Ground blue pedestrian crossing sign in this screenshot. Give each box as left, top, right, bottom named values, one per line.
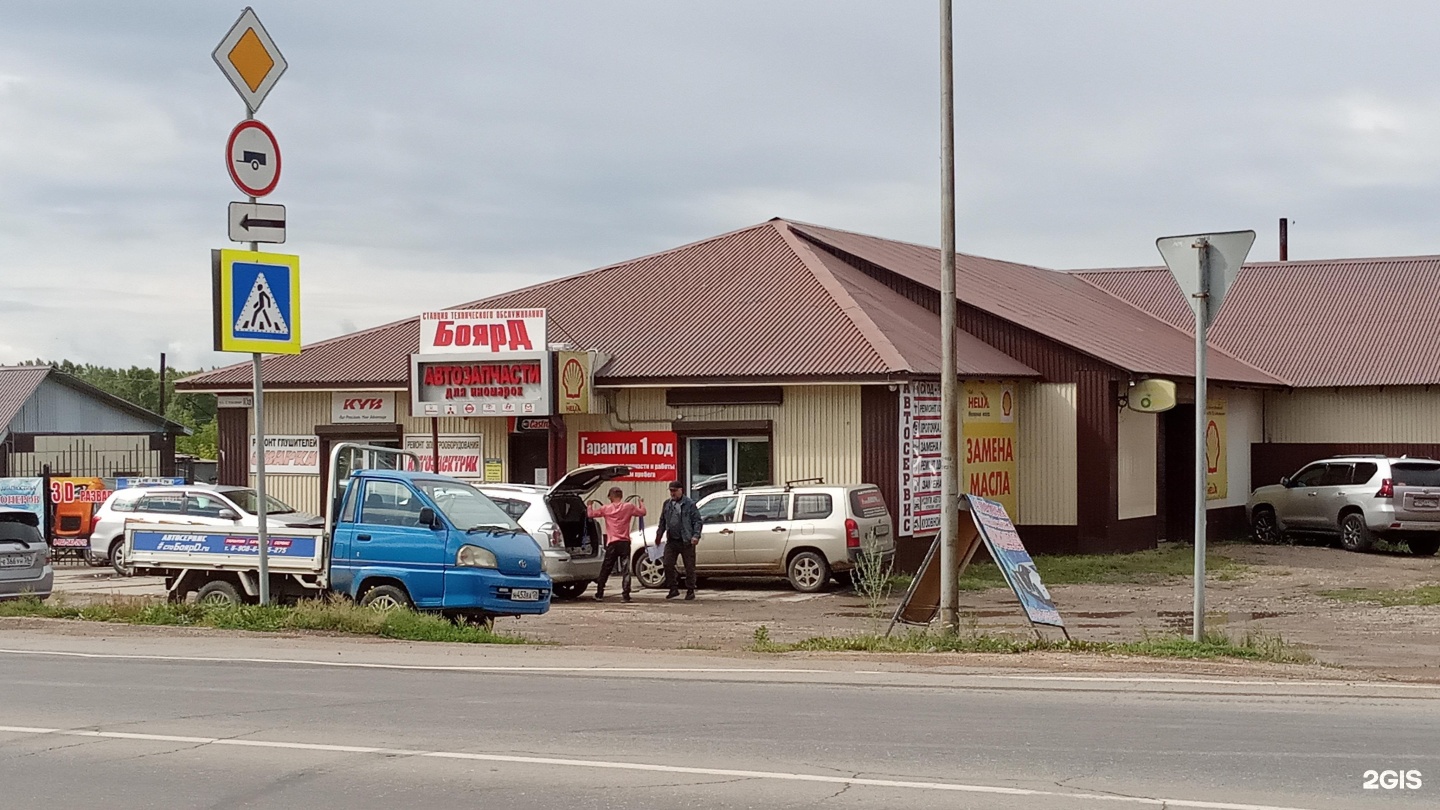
left=212, top=249, right=301, bottom=354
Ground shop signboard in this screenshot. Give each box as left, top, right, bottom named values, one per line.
left=557, top=350, right=594, bottom=414
left=577, top=432, right=678, bottom=482
left=50, top=477, right=110, bottom=548
left=410, top=351, right=553, bottom=417
left=249, top=435, right=321, bottom=475
left=966, top=494, right=1064, bottom=629
left=897, top=382, right=942, bottom=537
left=403, top=434, right=484, bottom=479
left=962, top=381, right=1019, bottom=520
left=1206, top=397, right=1227, bottom=501
left=511, top=417, right=551, bottom=433
left=418, top=309, right=547, bottom=355
left=331, top=391, right=396, bottom=424
left=114, top=477, right=187, bottom=489
left=0, top=477, right=46, bottom=525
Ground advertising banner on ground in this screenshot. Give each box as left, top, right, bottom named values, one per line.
left=331, top=391, right=396, bottom=424
left=966, top=494, right=1064, bottom=628
left=898, top=382, right=942, bottom=537
left=249, top=435, right=321, bottom=475
left=577, top=432, right=678, bottom=481
left=410, top=352, right=553, bottom=417
left=962, top=382, right=1019, bottom=520
left=0, top=477, right=45, bottom=525
left=403, top=434, right=484, bottom=479
left=1206, top=397, right=1228, bottom=501
left=418, top=309, right=547, bottom=355
left=49, top=477, right=109, bottom=548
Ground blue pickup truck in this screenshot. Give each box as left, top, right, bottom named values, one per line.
left=126, top=456, right=551, bottom=623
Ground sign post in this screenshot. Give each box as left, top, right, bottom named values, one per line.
left=1157, top=230, right=1254, bottom=641
left=213, top=8, right=293, bottom=605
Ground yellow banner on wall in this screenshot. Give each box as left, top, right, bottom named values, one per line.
left=1205, top=397, right=1227, bottom=501
left=557, top=351, right=593, bottom=414
left=962, top=382, right=1019, bottom=520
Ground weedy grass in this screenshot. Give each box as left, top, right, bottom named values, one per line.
left=748, top=625, right=1310, bottom=664
left=0, top=596, right=529, bottom=645
left=1319, top=585, right=1440, bottom=608
left=959, top=544, right=1248, bottom=591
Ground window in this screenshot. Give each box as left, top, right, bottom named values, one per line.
left=136, top=493, right=185, bottom=515
left=1350, top=463, right=1380, bottom=485
left=489, top=497, right=531, bottom=522
left=687, top=437, right=771, bottom=499
left=699, top=496, right=737, bottom=524
left=793, top=494, right=833, bottom=520
left=339, top=482, right=358, bottom=524
left=1319, top=464, right=1353, bottom=487
left=1290, top=465, right=1329, bottom=487
left=849, top=488, right=888, bottom=519
left=185, top=494, right=228, bottom=519
left=1391, top=463, right=1440, bottom=487
left=741, top=494, right=788, bottom=522
left=359, top=480, right=423, bottom=527
left=109, top=494, right=142, bottom=513
left=416, top=480, right=517, bottom=531
left=224, top=489, right=297, bottom=515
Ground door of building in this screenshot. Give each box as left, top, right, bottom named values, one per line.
left=509, top=432, right=549, bottom=486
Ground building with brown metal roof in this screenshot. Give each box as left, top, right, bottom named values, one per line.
left=183, top=218, right=1428, bottom=565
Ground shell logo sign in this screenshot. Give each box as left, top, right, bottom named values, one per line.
left=558, top=351, right=594, bottom=414
left=1205, top=398, right=1227, bottom=501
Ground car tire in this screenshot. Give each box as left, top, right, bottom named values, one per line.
left=109, top=539, right=133, bottom=577
left=1251, top=507, right=1283, bottom=544
left=359, top=584, right=412, bottom=612
left=633, top=551, right=666, bottom=589
left=86, top=550, right=108, bottom=567
left=1407, top=536, right=1440, bottom=557
left=195, top=580, right=243, bottom=606
left=1339, top=512, right=1374, bottom=552
left=552, top=581, right=589, bottom=600
left=787, top=551, right=831, bottom=593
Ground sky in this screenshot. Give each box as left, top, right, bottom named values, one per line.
left=4, top=1, right=1440, bottom=371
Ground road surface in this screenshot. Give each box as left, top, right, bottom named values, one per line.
left=0, top=630, right=1434, bottom=809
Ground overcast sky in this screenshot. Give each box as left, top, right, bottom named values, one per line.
left=4, top=1, right=1440, bottom=370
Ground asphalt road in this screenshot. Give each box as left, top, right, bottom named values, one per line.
left=0, top=632, right=1435, bottom=809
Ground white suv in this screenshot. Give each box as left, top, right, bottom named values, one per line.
left=478, top=465, right=629, bottom=600
left=629, top=483, right=895, bottom=593
left=89, top=485, right=322, bottom=575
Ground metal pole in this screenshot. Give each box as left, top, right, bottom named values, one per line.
left=1191, top=239, right=1210, bottom=642
left=937, top=0, right=961, bottom=634
left=253, top=353, right=270, bottom=605
left=431, top=417, right=441, bottom=475
left=158, top=352, right=168, bottom=416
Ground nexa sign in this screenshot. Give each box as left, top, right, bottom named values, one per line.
left=331, top=392, right=396, bottom=424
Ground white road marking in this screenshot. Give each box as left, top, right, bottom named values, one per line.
left=0, top=723, right=1323, bottom=810
left=0, top=648, right=1437, bottom=692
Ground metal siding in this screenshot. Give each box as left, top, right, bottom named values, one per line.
left=11, top=377, right=169, bottom=435
left=1117, top=407, right=1157, bottom=520
left=774, top=386, right=862, bottom=486
left=252, top=392, right=328, bottom=515
left=1212, top=387, right=1263, bottom=509
left=0, top=367, right=50, bottom=433
left=1265, top=387, right=1440, bottom=443
left=8, top=435, right=158, bottom=477
left=1017, top=383, right=1077, bottom=524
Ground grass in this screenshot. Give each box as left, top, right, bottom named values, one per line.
left=958, top=544, right=1247, bottom=591
left=748, top=625, right=1311, bottom=664
left=1319, top=586, right=1440, bottom=607
left=0, top=596, right=530, bottom=645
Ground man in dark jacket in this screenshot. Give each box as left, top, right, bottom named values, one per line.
left=653, top=480, right=703, bottom=600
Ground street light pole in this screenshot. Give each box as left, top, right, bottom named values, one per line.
left=938, top=0, right=961, bottom=634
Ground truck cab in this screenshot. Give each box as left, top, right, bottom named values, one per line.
left=328, top=469, right=550, bottom=614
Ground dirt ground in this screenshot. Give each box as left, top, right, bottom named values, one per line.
left=39, top=543, right=1440, bottom=682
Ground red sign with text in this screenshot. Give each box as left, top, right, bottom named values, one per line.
left=577, top=432, right=678, bottom=482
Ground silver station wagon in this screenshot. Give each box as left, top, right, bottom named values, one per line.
left=0, top=509, right=52, bottom=601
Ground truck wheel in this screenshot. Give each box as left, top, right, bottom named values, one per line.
left=552, top=581, right=589, bottom=600
left=1339, top=513, right=1374, bottom=552
left=633, top=551, right=666, bottom=589
left=109, top=539, right=133, bottom=577
left=1407, top=536, right=1440, bottom=556
left=787, top=551, right=831, bottom=593
left=360, top=584, right=412, bottom=612
left=195, top=580, right=243, bottom=606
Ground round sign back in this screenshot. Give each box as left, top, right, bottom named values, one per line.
left=226, top=119, right=282, bottom=197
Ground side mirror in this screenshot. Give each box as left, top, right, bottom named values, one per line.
left=418, top=507, right=441, bottom=529
left=218, top=508, right=240, bottom=521
left=1280, top=476, right=1294, bottom=488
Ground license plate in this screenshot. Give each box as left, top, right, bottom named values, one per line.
left=0, top=554, right=35, bottom=569
left=511, top=588, right=541, bottom=601
left=1415, top=497, right=1439, bottom=509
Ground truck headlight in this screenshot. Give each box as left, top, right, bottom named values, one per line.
left=456, top=544, right=498, bottom=569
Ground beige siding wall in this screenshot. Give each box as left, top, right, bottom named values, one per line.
left=1265, top=387, right=1440, bottom=443
left=1017, top=383, right=1076, bottom=525
left=1117, top=407, right=1157, bottom=520
left=1212, top=387, right=1264, bottom=509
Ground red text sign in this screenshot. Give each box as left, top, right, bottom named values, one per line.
left=418, top=309, right=547, bottom=354
left=578, top=432, right=678, bottom=482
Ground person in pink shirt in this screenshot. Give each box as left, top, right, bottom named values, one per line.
left=588, top=487, right=646, bottom=602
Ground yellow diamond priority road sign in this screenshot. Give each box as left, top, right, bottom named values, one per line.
left=213, top=7, right=287, bottom=113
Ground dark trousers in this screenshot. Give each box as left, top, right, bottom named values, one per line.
left=663, top=539, right=697, bottom=593
left=595, top=540, right=631, bottom=596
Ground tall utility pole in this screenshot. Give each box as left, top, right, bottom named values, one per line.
left=937, top=0, right=961, bottom=634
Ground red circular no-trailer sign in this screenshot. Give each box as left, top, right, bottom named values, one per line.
left=226, top=119, right=282, bottom=197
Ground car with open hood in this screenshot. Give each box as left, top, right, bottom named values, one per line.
left=478, top=465, right=631, bottom=599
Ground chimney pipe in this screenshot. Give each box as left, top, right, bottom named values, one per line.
left=1278, top=217, right=1288, bottom=261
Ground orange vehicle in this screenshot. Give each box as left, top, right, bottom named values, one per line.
left=50, top=477, right=109, bottom=547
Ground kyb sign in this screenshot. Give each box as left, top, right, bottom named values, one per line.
left=419, top=309, right=547, bottom=354
left=331, top=392, right=395, bottom=424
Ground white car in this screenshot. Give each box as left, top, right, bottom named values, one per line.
left=478, top=465, right=630, bottom=599
left=89, top=485, right=322, bottom=575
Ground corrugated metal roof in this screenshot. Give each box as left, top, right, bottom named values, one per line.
left=181, top=221, right=1040, bottom=392
left=1077, top=256, right=1440, bottom=387
left=787, top=222, right=1281, bottom=385
left=0, top=366, right=52, bottom=433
